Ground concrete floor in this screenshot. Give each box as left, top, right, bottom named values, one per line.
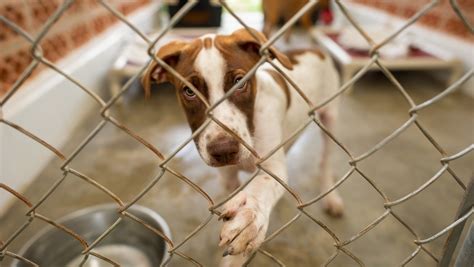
left=1, top=70, right=473, bottom=266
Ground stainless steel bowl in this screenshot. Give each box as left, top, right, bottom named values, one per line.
left=14, top=204, right=171, bottom=267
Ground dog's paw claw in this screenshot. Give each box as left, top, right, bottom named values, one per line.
left=222, top=247, right=233, bottom=257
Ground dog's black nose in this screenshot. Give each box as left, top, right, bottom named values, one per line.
left=207, top=136, right=240, bottom=165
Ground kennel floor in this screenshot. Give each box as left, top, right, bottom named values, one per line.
left=1, top=72, right=473, bottom=266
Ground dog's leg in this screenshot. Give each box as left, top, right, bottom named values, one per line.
left=219, top=110, right=288, bottom=262
left=218, top=166, right=240, bottom=192
left=318, top=109, right=344, bottom=217
left=218, top=156, right=287, bottom=261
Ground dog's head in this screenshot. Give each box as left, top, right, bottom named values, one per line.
left=142, top=28, right=292, bottom=167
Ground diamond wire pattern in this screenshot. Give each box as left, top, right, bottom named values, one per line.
left=0, top=0, right=473, bottom=266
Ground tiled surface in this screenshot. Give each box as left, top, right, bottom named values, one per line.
left=0, top=0, right=150, bottom=96
left=352, top=0, right=474, bottom=41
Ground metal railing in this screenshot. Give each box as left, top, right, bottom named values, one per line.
left=1, top=0, right=473, bottom=266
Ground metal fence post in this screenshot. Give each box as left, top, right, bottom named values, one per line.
left=439, top=177, right=474, bottom=267
left=455, top=223, right=473, bottom=267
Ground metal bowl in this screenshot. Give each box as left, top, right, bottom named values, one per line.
left=14, top=204, right=171, bottom=267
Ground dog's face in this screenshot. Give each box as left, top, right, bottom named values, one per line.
left=142, top=29, right=292, bottom=167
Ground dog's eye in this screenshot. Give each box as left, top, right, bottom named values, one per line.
left=234, top=76, right=246, bottom=90
left=182, top=87, right=196, bottom=99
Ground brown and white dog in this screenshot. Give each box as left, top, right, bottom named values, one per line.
left=142, top=28, right=343, bottom=266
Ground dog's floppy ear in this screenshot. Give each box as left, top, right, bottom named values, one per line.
left=141, top=40, right=189, bottom=98
left=231, top=28, right=293, bottom=70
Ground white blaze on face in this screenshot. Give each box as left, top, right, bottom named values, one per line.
left=193, top=35, right=253, bottom=165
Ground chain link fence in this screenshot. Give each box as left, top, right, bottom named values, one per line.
left=1, top=0, right=473, bottom=266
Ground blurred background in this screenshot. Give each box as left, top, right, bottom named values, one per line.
left=1, top=0, right=473, bottom=266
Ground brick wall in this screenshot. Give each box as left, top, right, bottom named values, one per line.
left=351, top=0, right=474, bottom=41
left=0, top=0, right=151, bottom=97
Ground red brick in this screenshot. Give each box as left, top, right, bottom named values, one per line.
left=419, top=11, right=442, bottom=28
left=443, top=17, right=471, bottom=37
left=0, top=0, right=151, bottom=97
left=70, top=23, right=92, bottom=48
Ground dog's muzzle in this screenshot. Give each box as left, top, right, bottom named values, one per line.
left=206, top=135, right=240, bottom=165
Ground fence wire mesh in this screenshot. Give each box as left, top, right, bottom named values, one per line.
left=1, top=0, right=473, bottom=266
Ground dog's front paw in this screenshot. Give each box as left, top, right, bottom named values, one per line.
left=322, top=190, right=344, bottom=217
left=218, top=192, right=268, bottom=257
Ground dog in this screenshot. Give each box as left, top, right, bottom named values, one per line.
left=262, top=0, right=330, bottom=42
left=142, top=28, right=343, bottom=266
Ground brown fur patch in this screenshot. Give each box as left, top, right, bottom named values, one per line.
left=176, top=74, right=209, bottom=133
left=163, top=39, right=203, bottom=86
left=143, top=39, right=209, bottom=134
left=285, top=48, right=325, bottom=65
left=212, top=29, right=295, bottom=135
left=219, top=29, right=293, bottom=70
left=203, top=37, right=212, bottom=49
left=214, top=35, right=260, bottom=135
left=264, top=69, right=291, bottom=109
left=165, top=40, right=210, bottom=135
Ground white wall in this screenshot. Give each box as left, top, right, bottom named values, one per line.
left=0, top=3, right=161, bottom=216
left=332, top=2, right=474, bottom=97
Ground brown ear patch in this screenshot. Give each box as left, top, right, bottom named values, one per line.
left=263, top=69, right=291, bottom=109
left=141, top=39, right=203, bottom=98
